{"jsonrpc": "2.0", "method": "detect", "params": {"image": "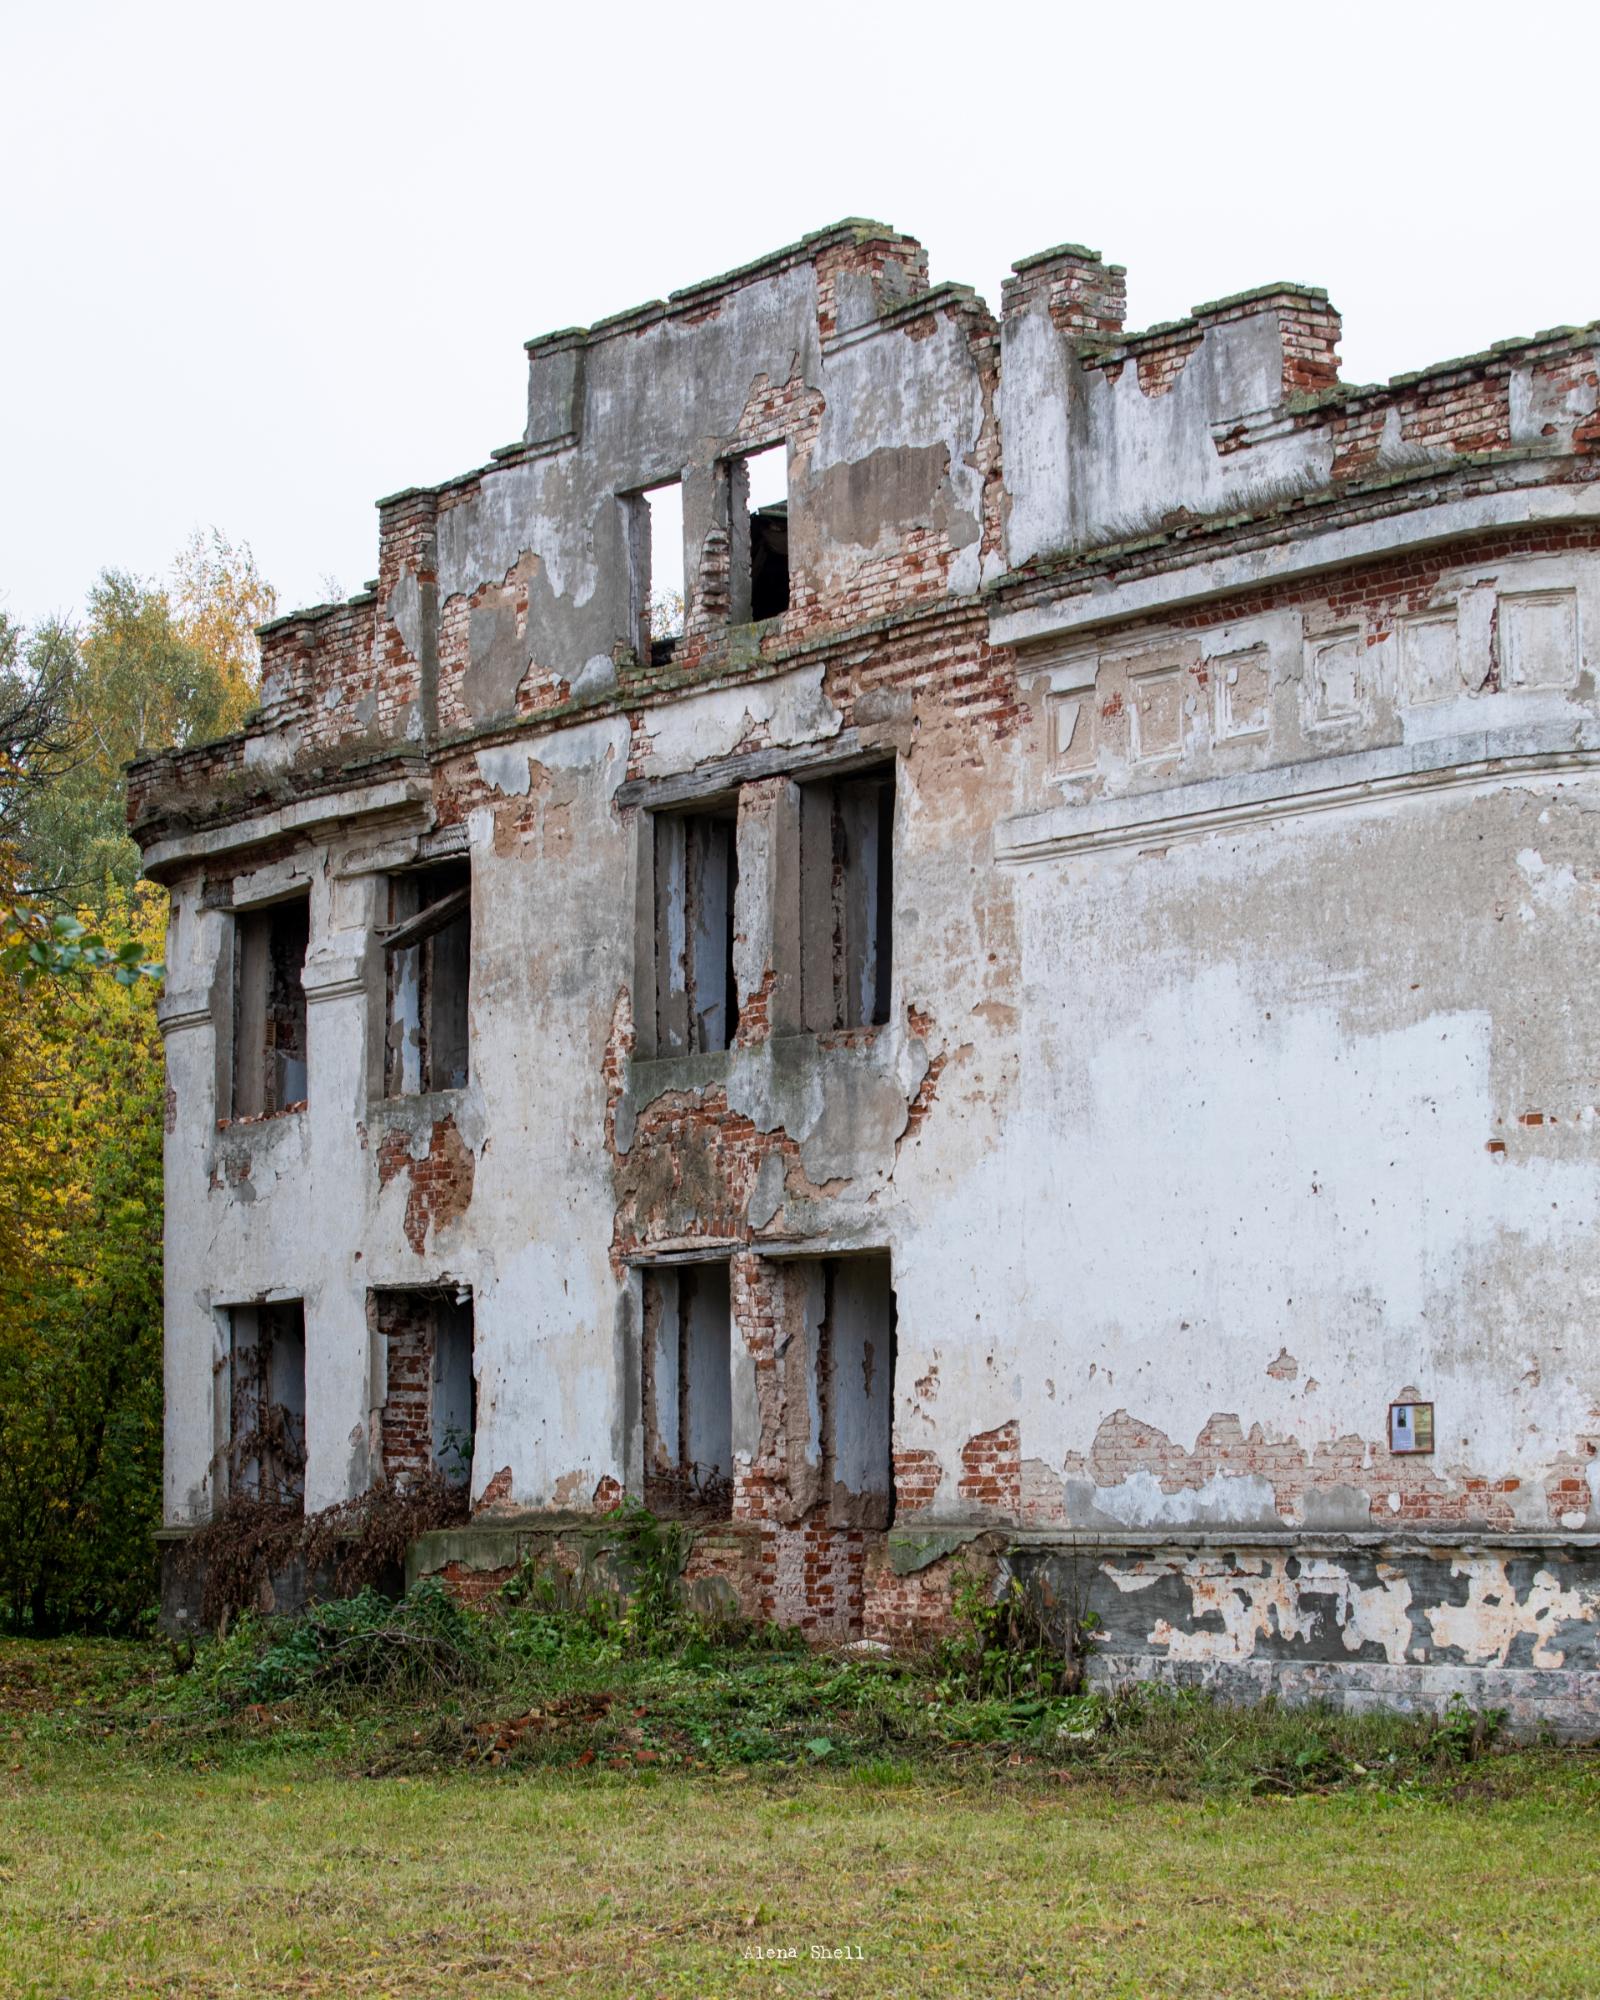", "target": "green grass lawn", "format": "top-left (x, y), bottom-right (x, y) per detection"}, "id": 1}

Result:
top-left (3, 1618), bottom-right (1598, 1999)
